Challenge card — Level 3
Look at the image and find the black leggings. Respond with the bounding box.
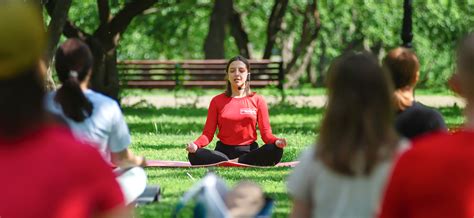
[188,141,283,166]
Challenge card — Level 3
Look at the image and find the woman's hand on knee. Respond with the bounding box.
[186,142,198,153]
[275,138,287,148]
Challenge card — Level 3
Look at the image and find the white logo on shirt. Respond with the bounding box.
[240,108,257,115]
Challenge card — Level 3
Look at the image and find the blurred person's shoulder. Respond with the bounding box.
[38,124,104,155]
[402,130,474,160]
[410,102,444,120]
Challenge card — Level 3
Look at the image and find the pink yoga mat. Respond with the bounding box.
[146,160,299,168]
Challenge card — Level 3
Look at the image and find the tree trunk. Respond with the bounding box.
[307,54,317,86]
[45,0,157,100]
[229,7,252,58]
[46,0,73,61]
[283,0,321,88]
[401,0,413,48]
[281,31,295,68]
[263,0,289,59]
[43,0,73,91]
[203,0,233,59]
[85,37,120,99]
[316,38,327,87]
[286,41,317,87]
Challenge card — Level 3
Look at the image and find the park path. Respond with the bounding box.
[122,95,465,108]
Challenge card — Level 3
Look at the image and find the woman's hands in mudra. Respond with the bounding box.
[186,142,198,153]
[275,138,287,148]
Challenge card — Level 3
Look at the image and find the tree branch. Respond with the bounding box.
[63,20,90,40]
[97,0,111,25]
[284,0,321,88]
[45,0,90,40]
[102,0,158,37]
[45,0,72,61]
[263,0,289,59]
[229,7,252,58]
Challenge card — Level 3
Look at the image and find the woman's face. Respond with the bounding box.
[227,60,248,88]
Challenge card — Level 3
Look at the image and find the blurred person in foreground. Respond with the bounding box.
[287,52,409,218]
[0,2,129,217]
[379,34,474,218]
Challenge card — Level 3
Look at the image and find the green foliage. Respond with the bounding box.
[66,1,474,89]
[118,0,213,60]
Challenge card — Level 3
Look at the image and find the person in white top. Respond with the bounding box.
[287,52,407,218]
[45,38,147,204]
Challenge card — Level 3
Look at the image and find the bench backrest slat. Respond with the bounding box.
[117,59,284,90]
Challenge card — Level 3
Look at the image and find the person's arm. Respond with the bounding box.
[111,149,146,168]
[191,97,219,148]
[256,95,278,144]
[108,102,145,167]
[290,199,311,218]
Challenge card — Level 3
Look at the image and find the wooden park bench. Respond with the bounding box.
[117,60,284,92]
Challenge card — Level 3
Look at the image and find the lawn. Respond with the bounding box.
[125,103,463,217]
[120,86,456,99]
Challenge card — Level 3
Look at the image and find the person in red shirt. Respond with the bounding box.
[0,2,128,217]
[379,34,474,218]
[185,56,287,166]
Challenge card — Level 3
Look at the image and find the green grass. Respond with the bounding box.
[125,104,463,217]
[120,86,455,98]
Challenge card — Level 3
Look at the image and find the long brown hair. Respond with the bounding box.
[317,52,399,176]
[224,55,252,97]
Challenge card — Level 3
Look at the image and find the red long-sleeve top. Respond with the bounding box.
[379,131,474,218]
[194,93,278,147]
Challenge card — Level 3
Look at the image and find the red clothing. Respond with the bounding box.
[0,124,124,218]
[379,131,474,218]
[194,93,278,147]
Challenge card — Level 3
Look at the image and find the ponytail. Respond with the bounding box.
[55,71,93,122]
[54,39,94,122]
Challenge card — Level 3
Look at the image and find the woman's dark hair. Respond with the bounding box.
[317,52,399,176]
[0,64,46,137]
[54,38,94,122]
[224,55,251,97]
[382,47,420,89]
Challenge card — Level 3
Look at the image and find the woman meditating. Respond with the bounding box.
[185,55,287,166]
